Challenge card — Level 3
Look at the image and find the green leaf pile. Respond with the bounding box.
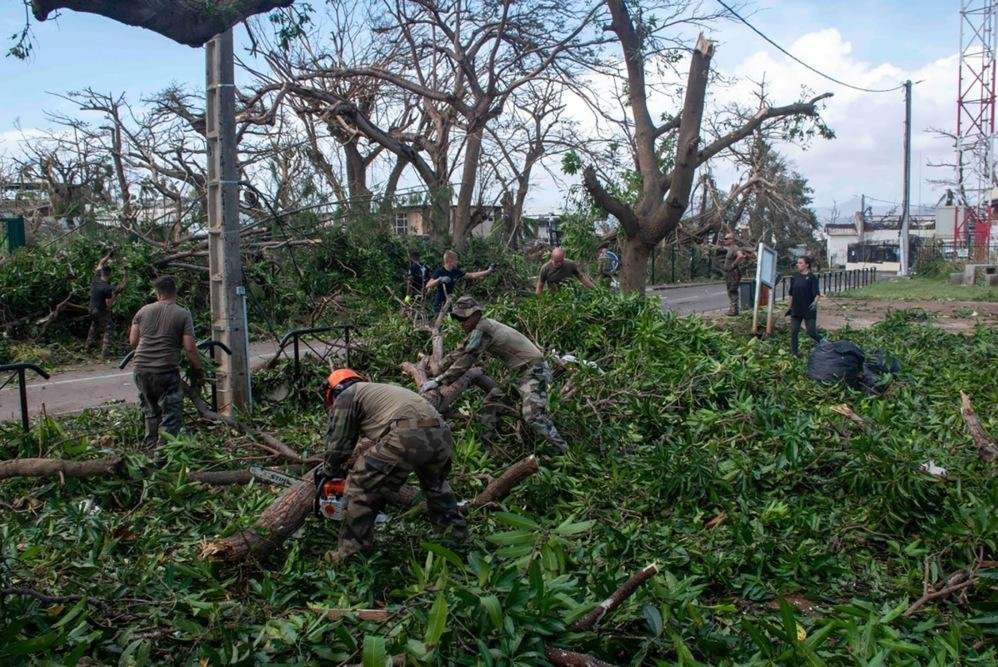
[2,289,996,665]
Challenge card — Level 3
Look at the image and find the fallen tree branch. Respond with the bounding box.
[199,465,319,562]
[903,559,981,617]
[320,607,394,622]
[544,648,614,667]
[185,383,305,463]
[0,456,123,481]
[960,391,998,462]
[830,404,866,428]
[569,563,660,631]
[470,455,539,508]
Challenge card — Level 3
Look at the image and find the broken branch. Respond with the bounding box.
[0,456,123,481]
[185,383,305,463]
[960,391,998,462]
[569,563,660,631]
[544,647,614,667]
[470,455,539,508]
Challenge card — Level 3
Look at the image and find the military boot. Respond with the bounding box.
[143,418,161,448]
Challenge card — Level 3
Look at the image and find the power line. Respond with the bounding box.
[715,0,907,94]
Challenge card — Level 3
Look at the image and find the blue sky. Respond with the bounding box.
[0,0,965,213]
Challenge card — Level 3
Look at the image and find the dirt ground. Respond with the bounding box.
[706,297,998,334]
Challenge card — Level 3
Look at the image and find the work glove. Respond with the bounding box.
[189,366,206,389]
[809,301,818,312]
[421,378,440,393]
[439,276,453,285]
[785,308,791,317]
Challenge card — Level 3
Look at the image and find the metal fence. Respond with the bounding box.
[776,267,879,300]
[920,239,998,264]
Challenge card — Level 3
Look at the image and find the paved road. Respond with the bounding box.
[652,272,893,314]
[652,282,730,313]
[0,341,280,422]
[1,274,891,422]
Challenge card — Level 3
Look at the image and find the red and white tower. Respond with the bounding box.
[956,0,997,251]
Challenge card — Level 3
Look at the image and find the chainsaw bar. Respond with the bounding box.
[249,466,300,487]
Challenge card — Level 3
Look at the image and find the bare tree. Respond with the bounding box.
[280,0,603,248]
[580,0,832,293]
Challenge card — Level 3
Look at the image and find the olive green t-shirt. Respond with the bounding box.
[352,382,441,441]
[477,318,543,371]
[538,259,581,288]
[131,300,195,372]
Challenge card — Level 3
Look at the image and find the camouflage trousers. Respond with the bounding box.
[480,361,567,452]
[85,310,113,356]
[338,422,466,558]
[133,369,184,447]
[724,271,740,314]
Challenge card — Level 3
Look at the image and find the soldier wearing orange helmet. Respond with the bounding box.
[318,369,466,564]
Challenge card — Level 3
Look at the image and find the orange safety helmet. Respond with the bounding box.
[323,368,364,407]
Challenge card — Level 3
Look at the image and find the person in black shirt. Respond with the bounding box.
[86,266,115,357]
[425,250,492,313]
[786,255,822,356]
[405,251,430,298]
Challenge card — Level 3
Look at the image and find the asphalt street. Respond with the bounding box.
[1,275,886,421]
[0,341,280,421]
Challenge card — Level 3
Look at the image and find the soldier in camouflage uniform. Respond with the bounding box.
[318,369,466,565]
[421,296,568,453]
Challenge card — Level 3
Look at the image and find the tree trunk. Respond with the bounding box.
[0,456,123,480]
[452,127,485,252]
[426,185,452,243]
[619,237,652,294]
[342,139,372,210]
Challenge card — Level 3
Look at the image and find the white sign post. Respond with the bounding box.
[752,243,778,335]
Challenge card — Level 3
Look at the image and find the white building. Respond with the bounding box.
[824,211,937,272]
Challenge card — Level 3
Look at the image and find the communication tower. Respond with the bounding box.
[956,0,998,250]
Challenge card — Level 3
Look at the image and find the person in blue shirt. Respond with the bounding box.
[786,255,822,356]
[425,250,493,313]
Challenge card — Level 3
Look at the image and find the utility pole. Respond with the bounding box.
[205,29,251,413]
[899,79,912,276]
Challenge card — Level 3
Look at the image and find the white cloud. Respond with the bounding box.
[713,28,957,210]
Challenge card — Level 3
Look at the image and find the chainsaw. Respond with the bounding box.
[248,466,388,524]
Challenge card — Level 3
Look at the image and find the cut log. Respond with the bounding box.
[569,563,660,632]
[960,391,998,462]
[544,648,614,667]
[199,466,318,562]
[470,455,539,508]
[184,383,305,463]
[0,456,123,481]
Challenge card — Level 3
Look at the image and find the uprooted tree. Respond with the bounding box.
[581,0,832,294]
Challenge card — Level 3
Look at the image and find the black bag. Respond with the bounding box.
[859,349,901,394]
[806,341,866,389]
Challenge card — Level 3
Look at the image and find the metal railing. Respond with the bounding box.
[0,362,51,431]
[776,268,878,301]
[274,325,355,381]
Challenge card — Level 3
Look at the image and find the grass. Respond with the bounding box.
[840,276,998,302]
